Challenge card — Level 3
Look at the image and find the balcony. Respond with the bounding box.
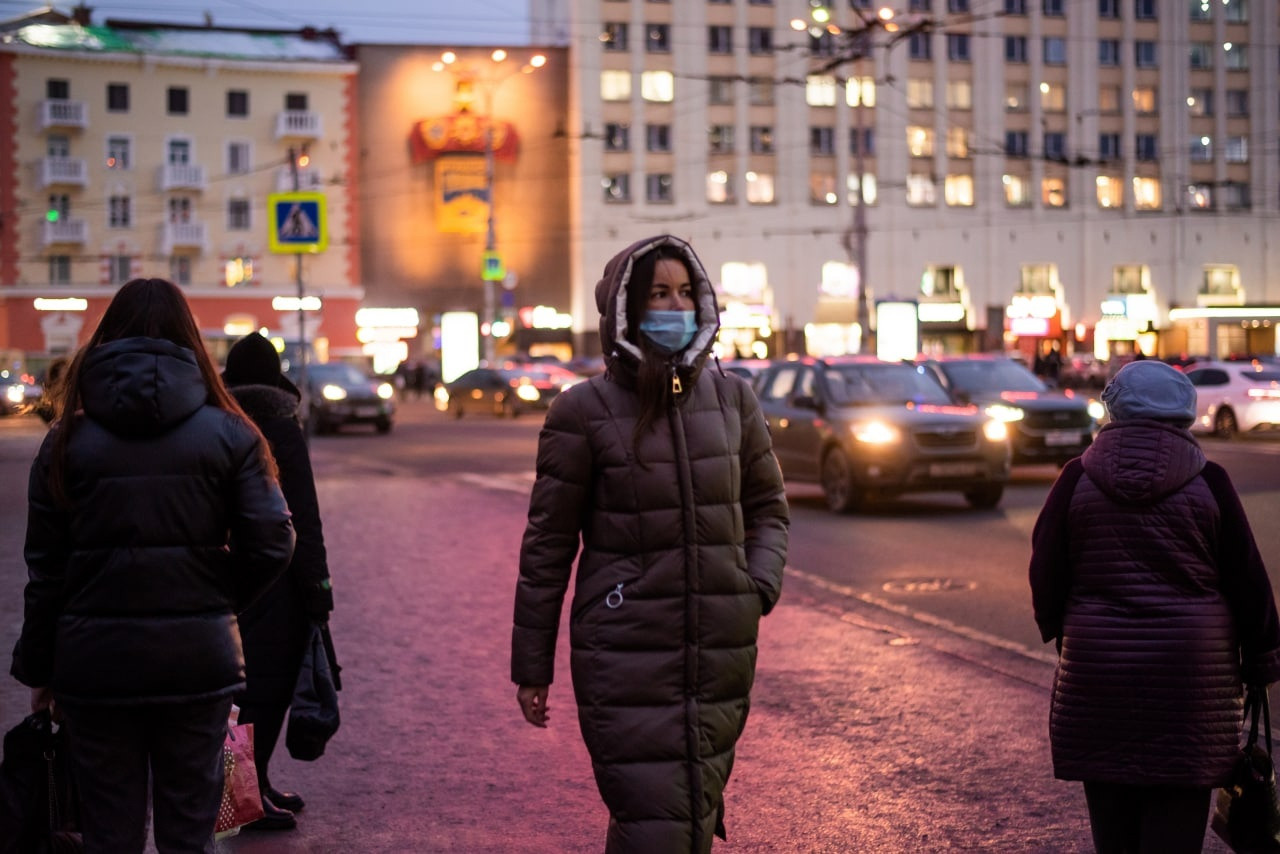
[275,110,322,140]
[39,99,87,130]
[38,156,88,188]
[41,217,88,247]
[161,221,207,253]
[157,163,206,192]
[275,166,324,192]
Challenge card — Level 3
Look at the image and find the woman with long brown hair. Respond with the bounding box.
[11,278,296,853]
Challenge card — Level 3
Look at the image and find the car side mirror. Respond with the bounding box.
[791,394,823,411]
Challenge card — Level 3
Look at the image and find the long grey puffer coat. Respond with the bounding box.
[1029,419,1280,785]
[512,235,789,853]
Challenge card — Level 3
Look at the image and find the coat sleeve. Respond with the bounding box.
[737,384,789,615]
[1028,458,1083,645]
[511,389,591,686]
[226,424,297,612]
[12,433,69,687]
[269,417,333,619]
[1202,462,1280,684]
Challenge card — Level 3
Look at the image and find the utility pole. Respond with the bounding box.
[288,146,308,403]
[482,87,497,364]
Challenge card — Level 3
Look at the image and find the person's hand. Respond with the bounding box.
[517,684,550,728]
[30,686,53,715]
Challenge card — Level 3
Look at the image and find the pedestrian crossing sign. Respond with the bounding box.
[268,192,328,254]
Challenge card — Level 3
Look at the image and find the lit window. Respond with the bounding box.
[1042,177,1066,208]
[640,71,673,102]
[907,126,934,157]
[1132,86,1157,115]
[600,70,631,101]
[1098,85,1121,113]
[1132,177,1161,211]
[906,174,936,206]
[944,174,974,207]
[745,171,774,204]
[946,127,969,158]
[224,257,254,287]
[1005,83,1029,112]
[946,80,971,110]
[806,75,838,107]
[1002,174,1031,207]
[706,171,734,204]
[846,77,875,108]
[1185,184,1212,210]
[1095,175,1123,209]
[810,173,838,205]
[847,173,878,206]
[906,79,933,109]
[1040,83,1065,113]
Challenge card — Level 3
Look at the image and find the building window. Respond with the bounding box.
[1098,133,1122,161]
[708,25,732,54]
[1040,83,1066,113]
[106,136,130,170]
[228,198,250,230]
[1189,42,1213,69]
[604,123,630,152]
[1223,0,1248,22]
[847,77,875,108]
[1134,134,1158,161]
[1042,0,1064,14]
[284,92,308,111]
[167,139,191,165]
[810,173,838,205]
[603,173,631,203]
[946,34,971,61]
[601,70,631,101]
[1132,177,1161,210]
[708,77,734,105]
[1131,86,1156,114]
[708,124,734,154]
[1189,135,1212,162]
[909,0,932,9]
[1224,44,1247,70]
[108,195,131,228]
[849,128,875,156]
[1042,177,1066,207]
[1003,174,1032,206]
[748,77,775,105]
[1134,0,1156,19]
[1188,88,1213,116]
[646,173,673,203]
[1189,0,1211,18]
[107,83,129,112]
[1225,136,1247,163]
[944,174,974,206]
[226,90,248,117]
[947,0,969,10]
[946,127,969,158]
[1043,132,1065,160]
[1004,131,1029,157]
[1225,89,1248,117]
[706,170,734,204]
[48,255,71,285]
[907,126,934,157]
[107,255,132,285]
[646,124,671,152]
[224,257,255,287]
[748,27,773,55]
[168,197,192,224]
[602,22,628,51]
[1098,0,1119,18]
[1043,37,1066,65]
[749,126,774,154]
[46,79,69,99]
[1186,183,1212,210]
[227,142,250,174]
[1005,36,1027,63]
[47,193,69,222]
[646,24,670,52]
[1099,39,1120,67]
[848,173,878,205]
[947,80,971,109]
[908,32,932,60]
[169,255,192,286]
[640,71,673,102]
[1222,182,1250,210]
[811,127,835,156]
[1134,41,1158,68]
[745,171,774,204]
[1098,85,1121,113]
[167,87,189,115]
[906,174,937,206]
[906,79,933,108]
[1005,82,1029,112]
[1096,175,1123,209]
[807,75,838,107]
[810,31,838,57]
[1005,0,1026,12]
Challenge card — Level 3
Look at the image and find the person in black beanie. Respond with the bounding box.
[222,332,335,831]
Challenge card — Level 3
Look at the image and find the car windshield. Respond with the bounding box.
[1241,370,1280,384]
[826,364,952,406]
[308,363,368,385]
[938,360,1046,393]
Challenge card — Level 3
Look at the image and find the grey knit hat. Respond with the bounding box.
[1101,360,1197,427]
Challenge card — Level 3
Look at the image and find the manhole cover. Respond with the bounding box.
[881,578,977,594]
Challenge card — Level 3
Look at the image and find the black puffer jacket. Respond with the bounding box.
[1029,419,1280,785]
[12,336,296,705]
[512,236,790,853]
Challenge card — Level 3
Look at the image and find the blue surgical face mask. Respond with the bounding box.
[639,310,698,353]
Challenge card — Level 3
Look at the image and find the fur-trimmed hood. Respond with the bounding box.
[229,383,300,423]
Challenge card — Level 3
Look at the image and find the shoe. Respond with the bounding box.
[265,786,305,812]
[242,797,296,831]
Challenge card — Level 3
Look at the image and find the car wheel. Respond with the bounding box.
[1214,408,1237,439]
[820,447,865,513]
[375,418,393,434]
[503,398,519,419]
[452,402,464,419]
[963,484,1004,509]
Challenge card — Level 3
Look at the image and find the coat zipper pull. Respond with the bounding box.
[605,583,624,609]
[671,365,683,395]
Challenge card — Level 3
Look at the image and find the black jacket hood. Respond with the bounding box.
[80,337,208,437]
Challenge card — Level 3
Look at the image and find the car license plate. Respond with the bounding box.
[928,461,979,477]
[1044,429,1081,447]
[355,406,379,418]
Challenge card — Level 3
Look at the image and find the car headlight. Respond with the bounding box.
[984,403,1025,423]
[321,384,347,401]
[851,420,901,444]
[516,384,541,402]
[376,383,394,400]
[982,420,1009,442]
[433,386,450,409]
[4,384,22,405]
[1087,399,1106,421]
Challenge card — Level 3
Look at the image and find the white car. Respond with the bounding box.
[1184,360,1280,438]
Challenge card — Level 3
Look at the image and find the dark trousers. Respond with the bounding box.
[60,697,232,854]
[1082,781,1211,854]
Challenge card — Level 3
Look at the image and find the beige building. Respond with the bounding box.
[532,0,1280,361]
[0,9,364,365]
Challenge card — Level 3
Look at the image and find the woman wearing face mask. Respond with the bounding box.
[511,235,790,853]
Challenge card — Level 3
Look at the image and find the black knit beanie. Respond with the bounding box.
[224,332,292,391]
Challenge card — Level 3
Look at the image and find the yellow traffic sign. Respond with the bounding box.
[268,192,328,254]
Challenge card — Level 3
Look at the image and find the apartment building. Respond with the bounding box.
[532,0,1280,361]
[0,8,364,367]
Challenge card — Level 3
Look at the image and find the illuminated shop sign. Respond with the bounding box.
[1006,294,1058,320]
[33,297,88,311]
[917,302,965,323]
[273,296,323,311]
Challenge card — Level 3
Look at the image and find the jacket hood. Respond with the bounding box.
[80,336,209,437]
[1080,419,1206,505]
[594,235,720,381]
[229,383,300,422]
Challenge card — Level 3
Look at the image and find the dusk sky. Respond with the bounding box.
[0,0,533,45]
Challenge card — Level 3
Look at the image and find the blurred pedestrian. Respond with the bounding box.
[511,234,790,853]
[1029,359,1280,853]
[10,278,296,853]
[222,331,334,832]
[34,355,70,424]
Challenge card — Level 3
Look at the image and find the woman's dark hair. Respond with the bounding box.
[624,245,696,450]
[49,278,277,504]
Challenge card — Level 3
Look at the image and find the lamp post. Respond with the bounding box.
[433,49,546,364]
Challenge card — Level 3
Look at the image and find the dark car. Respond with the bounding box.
[294,362,395,434]
[435,366,581,418]
[754,357,1012,512]
[917,355,1099,465]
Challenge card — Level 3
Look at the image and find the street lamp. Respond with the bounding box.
[433,49,546,363]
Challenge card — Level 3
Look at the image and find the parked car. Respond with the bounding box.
[719,359,773,382]
[918,355,1100,465]
[1183,360,1280,438]
[754,357,1012,512]
[294,362,396,434]
[435,365,577,418]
